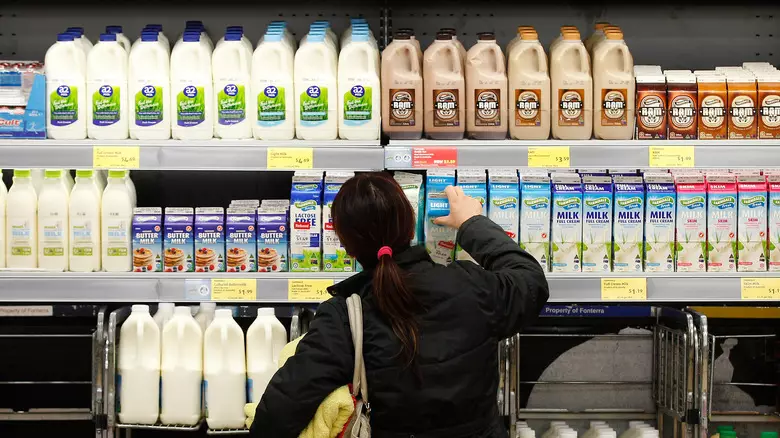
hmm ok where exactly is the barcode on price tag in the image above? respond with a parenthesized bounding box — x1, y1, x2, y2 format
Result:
(210, 279, 257, 301)
(288, 279, 334, 302)
(601, 278, 647, 301)
(741, 278, 780, 300)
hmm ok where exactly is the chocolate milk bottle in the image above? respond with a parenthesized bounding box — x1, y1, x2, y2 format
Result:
(727, 76, 758, 139)
(758, 74, 780, 138)
(440, 28, 467, 66)
(466, 32, 508, 140)
(584, 22, 611, 53)
(593, 30, 634, 139)
(636, 73, 667, 139)
(696, 74, 727, 139)
(424, 31, 465, 139)
(550, 26, 580, 54)
(382, 32, 424, 140)
(508, 29, 550, 140)
(396, 28, 423, 60)
(551, 31, 593, 140)
(666, 73, 698, 139)
(507, 26, 536, 55)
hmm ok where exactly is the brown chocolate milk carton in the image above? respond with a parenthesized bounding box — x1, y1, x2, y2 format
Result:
(465, 32, 508, 140)
(758, 74, 780, 139)
(382, 32, 424, 140)
(696, 75, 728, 140)
(666, 73, 697, 139)
(635, 73, 667, 139)
(727, 76, 758, 139)
(424, 32, 465, 139)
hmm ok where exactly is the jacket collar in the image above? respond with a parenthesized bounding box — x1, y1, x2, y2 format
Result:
(328, 245, 431, 298)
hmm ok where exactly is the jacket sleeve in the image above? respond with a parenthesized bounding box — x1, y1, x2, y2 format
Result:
(250, 299, 354, 438)
(453, 215, 550, 339)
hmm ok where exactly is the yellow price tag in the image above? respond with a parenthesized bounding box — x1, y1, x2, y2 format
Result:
(528, 146, 570, 168)
(93, 146, 140, 169)
(601, 278, 647, 301)
(288, 279, 334, 302)
(741, 278, 780, 300)
(267, 148, 314, 169)
(210, 279, 257, 301)
(649, 146, 695, 168)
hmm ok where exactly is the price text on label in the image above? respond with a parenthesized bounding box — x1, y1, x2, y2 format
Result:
(288, 279, 335, 302)
(93, 146, 141, 169)
(601, 278, 648, 301)
(411, 147, 458, 168)
(210, 279, 257, 301)
(267, 148, 314, 169)
(528, 146, 571, 168)
(649, 146, 695, 168)
(741, 278, 780, 300)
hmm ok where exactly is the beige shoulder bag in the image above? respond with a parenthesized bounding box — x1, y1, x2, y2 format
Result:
(344, 294, 371, 438)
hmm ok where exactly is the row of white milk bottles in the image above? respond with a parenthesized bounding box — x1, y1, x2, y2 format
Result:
(1, 168, 135, 271)
(118, 303, 287, 429)
(535, 421, 658, 438)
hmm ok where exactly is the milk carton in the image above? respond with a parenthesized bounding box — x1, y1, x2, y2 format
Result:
(163, 207, 194, 273)
(612, 177, 645, 272)
(225, 208, 256, 272)
(520, 174, 551, 271)
(290, 171, 323, 272)
(394, 172, 424, 246)
(768, 175, 780, 272)
(706, 175, 737, 272)
(487, 169, 520, 243)
(551, 174, 583, 273)
(582, 176, 613, 272)
(194, 207, 225, 273)
(456, 169, 487, 262)
(644, 174, 676, 272)
(675, 175, 707, 272)
(738, 175, 768, 272)
(323, 172, 355, 272)
(425, 170, 456, 265)
(132, 207, 162, 273)
(256, 206, 288, 272)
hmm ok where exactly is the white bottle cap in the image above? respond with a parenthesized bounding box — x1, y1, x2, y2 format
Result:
(591, 422, 607, 428)
(174, 306, 191, 315)
(215, 308, 233, 318)
(257, 308, 275, 317)
(157, 302, 174, 311)
(132, 304, 150, 313)
(628, 422, 646, 428)
(520, 428, 536, 438)
(199, 302, 217, 311)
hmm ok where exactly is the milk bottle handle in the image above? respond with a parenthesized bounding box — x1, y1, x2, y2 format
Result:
(577, 44, 590, 74)
(618, 45, 631, 74)
(490, 45, 505, 75)
(404, 44, 421, 75)
(446, 45, 461, 75)
(136, 320, 144, 365)
(263, 320, 274, 360)
(532, 45, 547, 74)
(237, 45, 250, 74)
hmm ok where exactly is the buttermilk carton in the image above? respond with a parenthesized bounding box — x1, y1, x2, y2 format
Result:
(487, 169, 520, 243)
(768, 175, 780, 272)
(163, 207, 194, 273)
(675, 175, 707, 272)
(131, 207, 162, 273)
(613, 176, 645, 272)
(456, 169, 487, 262)
(425, 169, 456, 265)
(644, 174, 676, 272)
(551, 173, 583, 273)
(290, 171, 323, 272)
(323, 171, 355, 272)
(256, 206, 289, 272)
(225, 208, 256, 272)
(737, 175, 768, 272)
(706, 175, 737, 272)
(520, 174, 551, 271)
(582, 176, 613, 272)
(194, 207, 225, 273)
(394, 172, 424, 246)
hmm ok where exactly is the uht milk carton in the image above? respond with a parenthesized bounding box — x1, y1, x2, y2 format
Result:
(706, 175, 737, 272)
(132, 207, 162, 273)
(613, 177, 644, 272)
(323, 171, 354, 272)
(425, 170, 456, 265)
(488, 169, 520, 243)
(582, 176, 613, 272)
(163, 207, 194, 272)
(644, 174, 676, 272)
(290, 171, 323, 272)
(226, 208, 256, 272)
(456, 169, 487, 262)
(551, 174, 583, 273)
(194, 207, 225, 273)
(256, 206, 288, 272)
(394, 172, 424, 246)
(675, 175, 707, 272)
(520, 174, 551, 271)
(738, 175, 768, 272)
(768, 175, 780, 272)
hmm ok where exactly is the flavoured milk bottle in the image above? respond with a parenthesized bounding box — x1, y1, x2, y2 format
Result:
(0, 175, 6, 267)
(593, 30, 634, 139)
(204, 309, 247, 429)
(69, 170, 101, 272)
(507, 26, 536, 55)
(38, 170, 69, 271)
(338, 29, 381, 140)
(252, 32, 295, 140)
(424, 32, 465, 139)
(508, 29, 550, 140)
(584, 23, 611, 53)
(106, 25, 132, 54)
(466, 32, 508, 140)
(7, 169, 38, 269)
(87, 33, 129, 140)
(213, 32, 253, 139)
(549, 26, 580, 54)
(382, 31, 423, 140)
(102, 170, 133, 272)
(160, 306, 203, 426)
(295, 30, 338, 140)
(45, 33, 87, 139)
(129, 30, 171, 140)
(171, 31, 214, 140)
(118, 304, 161, 425)
(247, 308, 288, 403)
(551, 31, 592, 140)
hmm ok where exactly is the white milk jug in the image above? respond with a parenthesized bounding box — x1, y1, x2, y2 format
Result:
(129, 30, 171, 140)
(171, 31, 214, 140)
(294, 31, 338, 140)
(45, 33, 87, 140)
(106, 25, 132, 54)
(212, 33, 253, 139)
(154, 302, 175, 331)
(251, 32, 295, 140)
(0, 174, 6, 267)
(101, 170, 132, 272)
(338, 30, 381, 140)
(592, 30, 635, 140)
(142, 24, 170, 52)
(246, 308, 288, 403)
(69, 170, 101, 272)
(160, 306, 203, 426)
(38, 170, 69, 271)
(87, 33, 129, 140)
(204, 309, 246, 429)
(508, 30, 551, 140)
(66, 27, 93, 56)
(118, 304, 161, 425)
(551, 32, 593, 140)
(195, 302, 217, 333)
(6, 169, 38, 269)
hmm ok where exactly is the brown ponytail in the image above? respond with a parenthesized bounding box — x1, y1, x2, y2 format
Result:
(374, 251, 420, 365)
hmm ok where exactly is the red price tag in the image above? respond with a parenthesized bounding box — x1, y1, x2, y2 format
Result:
(411, 147, 458, 168)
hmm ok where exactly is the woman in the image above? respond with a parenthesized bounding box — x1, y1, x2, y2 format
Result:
(252, 173, 549, 438)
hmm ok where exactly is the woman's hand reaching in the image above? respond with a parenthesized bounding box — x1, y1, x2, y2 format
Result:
(433, 186, 484, 229)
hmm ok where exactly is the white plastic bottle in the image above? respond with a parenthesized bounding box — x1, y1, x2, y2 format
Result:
(69, 170, 101, 272)
(252, 32, 295, 140)
(203, 309, 247, 429)
(118, 304, 161, 425)
(246, 308, 288, 403)
(106, 25, 132, 54)
(213, 32, 253, 139)
(294, 30, 338, 140)
(143, 24, 170, 52)
(195, 302, 217, 333)
(87, 33, 129, 140)
(125, 171, 137, 208)
(154, 302, 175, 331)
(129, 30, 171, 140)
(338, 29, 381, 140)
(6, 169, 38, 269)
(160, 306, 203, 426)
(101, 170, 132, 272)
(0, 173, 6, 268)
(45, 33, 87, 140)
(38, 170, 69, 271)
(66, 27, 93, 56)
(171, 31, 214, 140)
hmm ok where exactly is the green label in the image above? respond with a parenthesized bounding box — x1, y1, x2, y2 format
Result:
(177, 86, 205, 127)
(108, 247, 128, 257)
(217, 84, 246, 125)
(343, 85, 372, 123)
(258, 85, 286, 125)
(72, 247, 94, 256)
(300, 86, 328, 125)
(50, 85, 79, 126)
(11, 247, 32, 256)
(92, 85, 121, 126)
(135, 86, 164, 127)
(44, 247, 65, 257)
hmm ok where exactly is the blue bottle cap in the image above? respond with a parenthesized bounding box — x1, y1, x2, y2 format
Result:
(106, 25, 123, 34)
(99, 33, 117, 42)
(141, 31, 160, 42)
(145, 24, 163, 31)
(183, 31, 201, 42)
(57, 33, 76, 42)
(227, 25, 244, 33)
(66, 27, 84, 36)
(225, 32, 242, 41)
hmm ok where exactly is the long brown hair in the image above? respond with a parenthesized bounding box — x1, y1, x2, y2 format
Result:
(332, 173, 420, 365)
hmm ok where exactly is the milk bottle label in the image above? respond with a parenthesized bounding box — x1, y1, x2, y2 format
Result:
(195, 208, 224, 273)
(514, 89, 542, 127)
(50, 85, 79, 126)
(701, 96, 727, 130)
(343, 85, 372, 125)
(92, 85, 121, 126)
(164, 209, 195, 273)
(257, 86, 286, 126)
(558, 89, 585, 126)
(9, 219, 33, 256)
(433, 89, 460, 127)
(105, 217, 130, 257)
(71, 217, 97, 256)
(41, 217, 66, 257)
(177, 86, 206, 126)
(226, 210, 257, 272)
(474, 89, 501, 126)
(300, 86, 328, 125)
(759, 93, 780, 137)
(132, 209, 162, 273)
(257, 209, 288, 272)
(600, 89, 628, 126)
(389, 89, 416, 126)
(217, 84, 246, 126)
(135, 85, 164, 126)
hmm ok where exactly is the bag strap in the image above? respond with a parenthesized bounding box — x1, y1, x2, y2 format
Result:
(346, 294, 369, 404)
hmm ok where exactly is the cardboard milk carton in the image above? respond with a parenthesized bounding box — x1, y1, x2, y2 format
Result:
(675, 175, 707, 272)
(257, 206, 289, 272)
(706, 175, 737, 272)
(323, 171, 355, 272)
(738, 175, 768, 272)
(290, 171, 323, 272)
(582, 176, 613, 272)
(768, 175, 780, 272)
(132, 207, 162, 273)
(613, 176, 645, 272)
(644, 174, 676, 272)
(520, 174, 551, 271)
(551, 173, 583, 273)
(194, 207, 225, 273)
(456, 169, 487, 262)
(488, 169, 520, 243)
(394, 172, 425, 246)
(425, 169, 456, 265)
(225, 208, 257, 272)
(163, 207, 194, 272)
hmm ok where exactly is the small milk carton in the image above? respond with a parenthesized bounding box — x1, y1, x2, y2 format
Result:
(768, 175, 780, 272)
(323, 171, 355, 272)
(290, 171, 323, 272)
(706, 175, 737, 272)
(582, 176, 613, 272)
(520, 174, 551, 271)
(551, 173, 583, 273)
(163, 207, 194, 273)
(738, 175, 769, 272)
(644, 174, 676, 272)
(256, 206, 289, 272)
(613, 177, 645, 272)
(194, 207, 225, 273)
(394, 172, 425, 246)
(488, 169, 520, 243)
(425, 169, 456, 265)
(675, 175, 707, 272)
(456, 169, 487, 262)
(225, 208, 257, 272)
(132, 207, 162, 273)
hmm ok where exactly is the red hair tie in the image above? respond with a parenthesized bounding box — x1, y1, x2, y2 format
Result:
(377, 246, 393, 259)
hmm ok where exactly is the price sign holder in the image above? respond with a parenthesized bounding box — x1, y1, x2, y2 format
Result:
(210, 279, 257, 301)
(411, 147, 458, 168)
(93, 146, 141, 169)
(528, 146, 570, 168)
(741, 278, 780, 300)
(649, 146, 695, 168)
(601, 278, 647, 301)
(288, 279, 334, 302)
(267, 148, 314, 169)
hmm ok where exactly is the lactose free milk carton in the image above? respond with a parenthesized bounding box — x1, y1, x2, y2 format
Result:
(613, 176, 645, 272)
(738, 175, 768, 272)
(582, 176, 613, 272)
(226, 207, 257, 272)
(487, 169, 520, 243)
(520, 174, 551, 271)
(131, 207, 162, 273)
(551, 173, 583, 273)
(256, 206, 288, 272)
(768, 175, 780, 272)
(394, 172, 424, 246)
(425, 169, 456, 265)
(456, 169, 487, 262)
(675, 175, 707, 272)
(706, 175, 737, 272)
(290, 171, 323, 272)
(644, 174, 676, 272)
(323, 171, 354, 272)
(194, 207, 225, 273)
(163, 207, 194, 272)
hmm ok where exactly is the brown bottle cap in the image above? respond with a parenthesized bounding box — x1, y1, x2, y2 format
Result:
(594, 22, 610, 30)
(603, 25, 621, 32)
(560, 25, 578, 31)
(478, 32, 496, 41)
(563, 31, 581, 40)
(605, 30, 624, 40)
(394, 31, 411, 40)
(440, 28, 457, 35)
(397, 28, 415, 36)
(520, 30, 539, 40)
(436, 31, 453, 40)
(517, 25, 535, 33)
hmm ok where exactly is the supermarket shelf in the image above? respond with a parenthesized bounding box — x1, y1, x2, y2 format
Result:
(385, 139, 780, 169)
(0, 139, 384, 171)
